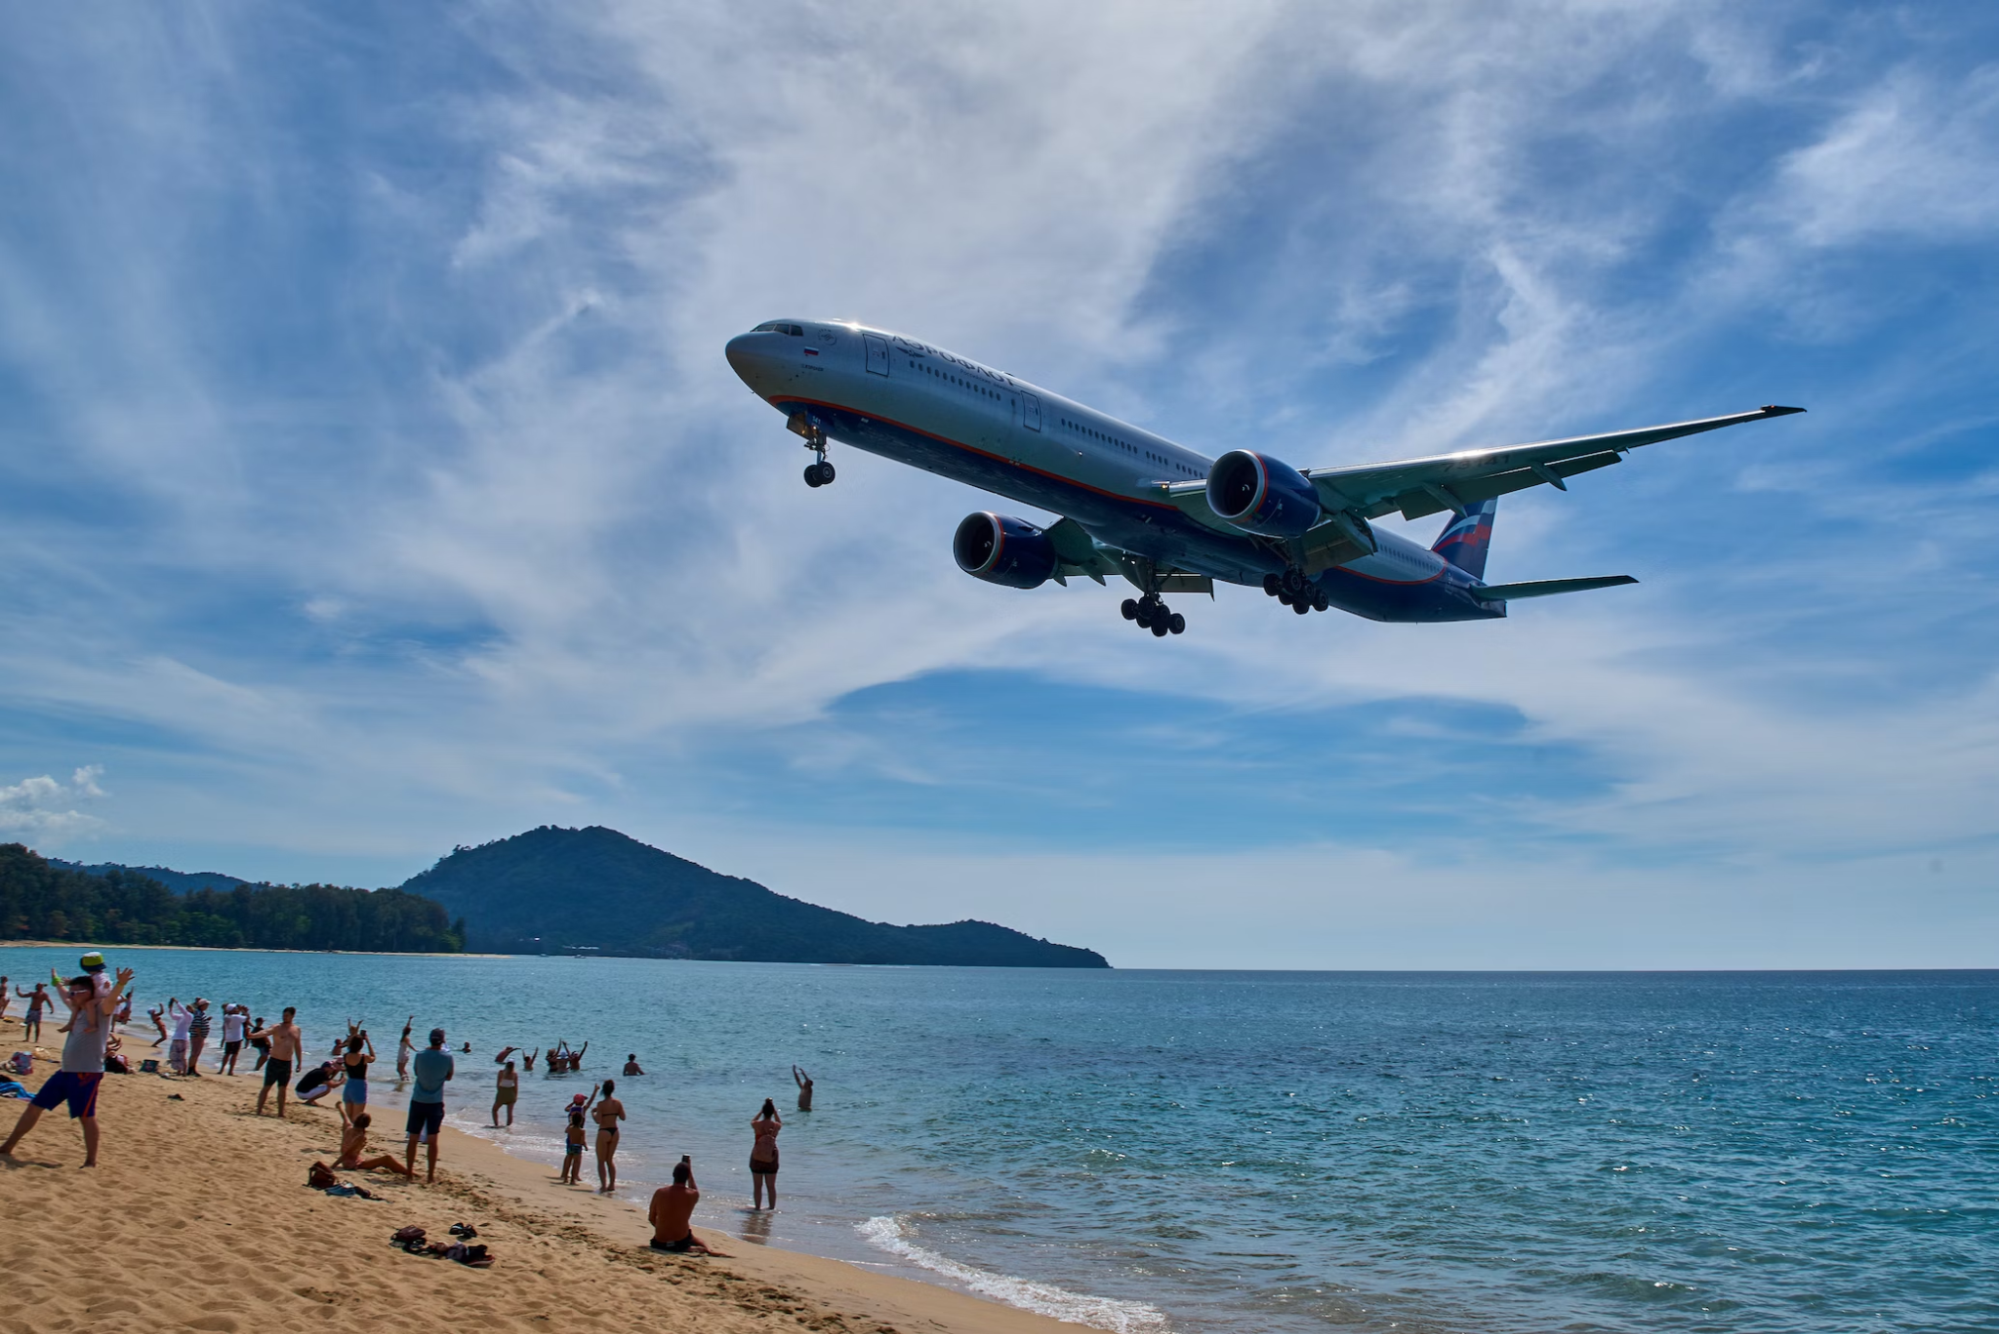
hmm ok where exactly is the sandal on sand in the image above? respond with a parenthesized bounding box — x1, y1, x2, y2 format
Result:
(448, 1223, 478, 1238)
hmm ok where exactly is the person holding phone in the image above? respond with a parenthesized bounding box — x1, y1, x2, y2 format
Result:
(648, 1157, 727, 1255)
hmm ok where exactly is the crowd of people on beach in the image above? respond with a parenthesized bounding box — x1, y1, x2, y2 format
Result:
(2, 952, 819, 1257)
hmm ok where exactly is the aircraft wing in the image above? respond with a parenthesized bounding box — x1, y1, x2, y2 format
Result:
(1303, 405, 1804, 522)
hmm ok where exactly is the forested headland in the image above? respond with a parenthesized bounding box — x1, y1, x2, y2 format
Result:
(0, 844, 463, 953)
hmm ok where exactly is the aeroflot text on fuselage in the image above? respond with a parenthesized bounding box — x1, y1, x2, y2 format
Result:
(724, 319, 1803, 639)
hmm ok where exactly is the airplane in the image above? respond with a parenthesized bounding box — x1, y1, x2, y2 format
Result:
(723, 319, 1803, 637)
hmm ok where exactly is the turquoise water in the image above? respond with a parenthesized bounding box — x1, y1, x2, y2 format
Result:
(5, 948, 1993, 1332)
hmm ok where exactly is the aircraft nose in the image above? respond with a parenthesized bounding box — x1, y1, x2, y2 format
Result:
(725, 332, 765, 386)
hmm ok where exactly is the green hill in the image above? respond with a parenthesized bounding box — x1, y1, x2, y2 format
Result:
(401, 825, 1109, 968)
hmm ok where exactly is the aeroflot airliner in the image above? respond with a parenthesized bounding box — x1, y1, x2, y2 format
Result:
(724, 320, 1803, 637)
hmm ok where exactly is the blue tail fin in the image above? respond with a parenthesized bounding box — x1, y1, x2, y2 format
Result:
(1432, 499, 1497, 579)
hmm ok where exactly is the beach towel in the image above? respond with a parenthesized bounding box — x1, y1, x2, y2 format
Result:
(0, 1079, 28, 1099)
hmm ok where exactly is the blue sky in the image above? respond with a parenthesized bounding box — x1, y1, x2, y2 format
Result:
(2, 4, 1995, 967)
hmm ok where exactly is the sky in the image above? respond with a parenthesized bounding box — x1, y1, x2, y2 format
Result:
(1, 2, 1995, 968)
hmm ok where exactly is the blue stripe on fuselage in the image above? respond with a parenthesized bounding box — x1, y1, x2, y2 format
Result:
(772, 395, 1501, 622)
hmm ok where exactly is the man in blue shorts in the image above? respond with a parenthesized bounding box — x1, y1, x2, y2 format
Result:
(0, 963, 132, 1166)
(405, 1027, 454, 1184)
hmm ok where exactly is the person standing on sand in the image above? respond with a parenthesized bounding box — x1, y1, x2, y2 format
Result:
(404, 1027, 454, 1184)
(185, 999, 212, 1075)
(395, 1017, 414, 1082)
(146, 1005, 168, 1047)
(559, 1093, 593, 1184)
(248, 1016, 269, 1069)
(0, 966, 132, 1166)
(649, 1159, 728, 1255)
(18, 982, 53, 1044)
(0, 975, 9, 1021)
(165, 997, 192, 1074)
(594, 1078, 626, 1192)
(749, 1098, 782, 1210)
(793, 1065, 813, 1111)
(340, 1029, 375, 1125)
(218, 1004, 247, 1074)
(492, 1060, 519, 1126)
(253, 1007, 302, 1117)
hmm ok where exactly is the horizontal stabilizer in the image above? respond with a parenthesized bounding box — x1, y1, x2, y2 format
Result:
(1469, 575, 1638, 602)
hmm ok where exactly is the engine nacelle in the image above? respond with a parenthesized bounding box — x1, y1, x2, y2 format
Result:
(1206, 450, 1323, 538)
(953, 512, 1059, 589)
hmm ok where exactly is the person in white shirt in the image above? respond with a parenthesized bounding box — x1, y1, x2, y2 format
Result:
(166, 998, 193, 1075)
(218, 1004, 248, 1075)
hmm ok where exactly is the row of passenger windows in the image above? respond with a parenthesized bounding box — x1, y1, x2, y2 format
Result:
(1060, 417, 1199, 477)
(910, 358, 1002, 400)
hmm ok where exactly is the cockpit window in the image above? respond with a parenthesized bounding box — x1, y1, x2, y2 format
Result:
(754, 321, 805, 336)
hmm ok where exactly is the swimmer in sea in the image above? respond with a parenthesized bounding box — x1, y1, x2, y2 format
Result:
(594, 1078, 625, 1192)
(793, 1065, 813, 1111)
(623, 1054, 644, 1076)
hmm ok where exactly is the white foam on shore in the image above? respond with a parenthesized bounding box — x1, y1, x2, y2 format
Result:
(858, 1215, 1168, 1333)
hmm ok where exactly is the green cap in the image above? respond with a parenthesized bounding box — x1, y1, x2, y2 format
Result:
(79, 951, 106, 973)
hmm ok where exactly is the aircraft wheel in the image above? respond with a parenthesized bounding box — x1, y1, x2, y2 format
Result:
(1292, 597, 1311, 615)
(1262, 574, 1281, 596)
(1282, 568, 1306, 596)
(1276, 590, 1293, 608)
(1151, 619, 1170, 637)
(803, 464, 823, 487)
(818, 461, 835, 484)
(1312, 590, 1330, 612)
(1120, 598, 1139, 621)
(1168, 613, 1186, 635)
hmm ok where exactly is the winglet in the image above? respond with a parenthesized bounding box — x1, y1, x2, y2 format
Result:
(1760, 405, 1806, 416)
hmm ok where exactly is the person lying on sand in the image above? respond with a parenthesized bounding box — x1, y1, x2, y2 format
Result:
(336, 1111, 413, 1176)
(649, 1159, 728, 1255)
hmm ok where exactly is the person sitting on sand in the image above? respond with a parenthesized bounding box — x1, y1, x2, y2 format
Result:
(594, 1078, 626, 1192)
(749, 1099, 782, 1210)
(0, 966, 133, 1167)
(793, 1065, 813, 1111)
(492, 1060, 519, 1127)
(336, 1111, 413, 1177)
(622, 1054, 643, 1076)
(253, 1007, 302, 1116)
(649, 1159, 728, 1255)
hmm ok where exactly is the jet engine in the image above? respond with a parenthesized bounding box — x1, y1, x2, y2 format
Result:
(953, 512, 1059, 589)
(1206, 450, 1323, 538)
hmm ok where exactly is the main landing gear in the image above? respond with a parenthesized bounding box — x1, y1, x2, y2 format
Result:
(1120, 594, 1186, 637)
(1263, 569, 1329, 615)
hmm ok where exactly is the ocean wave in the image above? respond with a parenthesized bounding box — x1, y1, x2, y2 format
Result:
(858, 1215, 1168, 1333)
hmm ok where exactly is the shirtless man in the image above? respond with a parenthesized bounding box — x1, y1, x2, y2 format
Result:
(594, 1078, 626, 1192)
(793, 1065, 814, 1111)
(648, 1159, 727, 1255)
(622, 1054, 644, 1076)
(17, 982, 53, 1043)
(253, 1007, 303, 1117)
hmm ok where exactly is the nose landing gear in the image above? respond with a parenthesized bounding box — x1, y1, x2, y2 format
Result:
(790, 412, 836, 487)
(1120, 595, 1186, 637)
(1263, 569, 1329, 614)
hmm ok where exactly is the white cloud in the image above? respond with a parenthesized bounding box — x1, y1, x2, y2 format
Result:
(0, 767, 108, 846)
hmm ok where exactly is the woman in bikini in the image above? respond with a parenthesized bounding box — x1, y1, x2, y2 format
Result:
(594, 1078, 626, 1192)
(336, 1111, 413, 1176)
(395, 1017, 414, 1082)
(750, 1098, 782, 1210)
(492, 1060, 519, 1126)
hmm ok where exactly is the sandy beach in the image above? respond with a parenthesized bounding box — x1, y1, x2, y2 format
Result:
(0, 1012, 1085, 1334)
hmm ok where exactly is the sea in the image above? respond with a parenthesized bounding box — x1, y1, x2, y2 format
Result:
(5, 948, 1993, 1333)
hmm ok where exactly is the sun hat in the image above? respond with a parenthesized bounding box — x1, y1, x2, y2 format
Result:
(79, 951, 106, 973)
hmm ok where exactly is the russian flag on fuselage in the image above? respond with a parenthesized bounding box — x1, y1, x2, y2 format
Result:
(1431, 499, 1498, 579)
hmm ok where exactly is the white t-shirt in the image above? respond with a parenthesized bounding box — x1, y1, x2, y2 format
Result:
(222, 1011, 246, 1043)
(169, 1003, 193, 1041)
